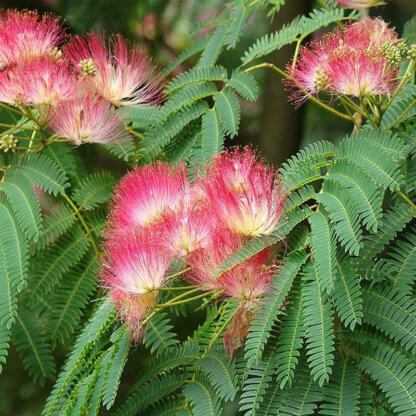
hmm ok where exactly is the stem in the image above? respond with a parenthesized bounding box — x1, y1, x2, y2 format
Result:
(158, 285, 199, 291)
(383, 60, 416, 113)
(396, 189, 416, 213)
(166, 267, 191, 280)
(245, 63, 352, 122)
(126, 125, 144, 140)
(292, 38, 302, 69)
(156, 291, 215, 308)
(208, 306, 239, 348)
(385, 97, 416, 131)
(0, 102, 23, 116)
(63, 194, 100, 256)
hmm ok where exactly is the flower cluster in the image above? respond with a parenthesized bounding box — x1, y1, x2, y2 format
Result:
(286, 18, 402, 105)
(0, 9, 163, 145)
(102, 147, 285, 351)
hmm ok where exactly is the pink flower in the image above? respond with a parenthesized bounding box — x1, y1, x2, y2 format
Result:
(333, 0, 384, 9)
(223, 307, 254, 355)
(49, 94, 129, 145)
(326, 49, 396, 97)
(285, 40, 332, 104)
(64, 33, 164, 106)
(344, 18, 399, 51)
(202, 148, 284, 237)
(287, 18, 399, 102)
(187, 228, 273, 304)
(0, 9, 65, 68)
(0, 67, 20, 104)
(158, 202, 217, 257)
(108, 162, 189, 233)
(102, 230, 173, 337)
(17, 56, 77, 107)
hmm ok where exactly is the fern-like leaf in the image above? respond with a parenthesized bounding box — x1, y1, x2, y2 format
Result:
(0, 198, 28, 329)
(302, 263, 335, 386)
(72, 172, 116, 210)
(0, 171, 42, 241)
(363, 288, 416, 355)
(166, 66, 228, 94)
(201, 108, 225, 162)
(13, 307, 55, 385)
(47, 256, 98, 346)
(321, 357, 360, 416)
(357, 344, 416, 416)
(245, 250, 308, 364)
(214, 88, 241, 138)
(227, 69, 259, 101)
(143, 312, 179, 354)
(197, 347, 238, 401)
(308, 211, 336, 293)
(183, 373, 223, 416)
(9, 153, 69, 196)
(332, 255, 363, 330)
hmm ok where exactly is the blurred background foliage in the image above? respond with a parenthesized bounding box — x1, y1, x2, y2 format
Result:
(0, 0, 415, 414)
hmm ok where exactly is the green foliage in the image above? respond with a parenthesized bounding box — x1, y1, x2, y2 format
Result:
(0, 171, 42, 241)
(358, 344, 416, 416)
(321, 358, 360, 416)
(2, 3, 416, 415)
(0, 198, 28, 329)
(12, 307, 55, 385)
(183, 373, 222, 416)
(8, 153, 69, 196)
(72, 172, 116, 210)
(47, 256, 98, 346)
(245, 250, 308, 364)
(302, 263, 335, 386)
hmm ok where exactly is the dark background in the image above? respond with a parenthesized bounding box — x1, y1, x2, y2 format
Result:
(0, 0, 414, 414)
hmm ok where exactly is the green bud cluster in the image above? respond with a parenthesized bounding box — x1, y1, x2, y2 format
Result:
(312, 69, 330, 91)
(0, 134, 18, 152)
(78, 58, 96, 76)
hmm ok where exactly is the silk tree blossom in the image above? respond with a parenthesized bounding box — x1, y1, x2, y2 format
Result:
(344, 18, 399, 51)
(0, 9, 65, 68)
(64, 33, 164, 106)
(49, 94, 129, 145)
(158, 204, 217, 257)
(109, 162, 189, 233)
(326, 49, 396, 97)
(202, 148, 284, 237)
(187, 228, 273, 304)
(0, 68, 19, 104)
(102, 230, 174, 337)
(18, 56, 77, 107)
(333, 0, 385, 9)
(286, 40, 332, 105)
(287, 18, 399, 103)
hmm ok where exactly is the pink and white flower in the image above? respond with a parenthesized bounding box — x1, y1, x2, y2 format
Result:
(202, 148, 284, 237)
(49, 94, 129, 145)
(109, 162, 189, 233)
(326, 49, 396, 97)
(158, 204, 217, 257)
(64, 33, 164, 106)
(0, 67, 19, 104)
(102, 230, 173, 337)
(18, 56, 77, 106)
(187, 227, 273, 304)
(0, 9, 65, 68)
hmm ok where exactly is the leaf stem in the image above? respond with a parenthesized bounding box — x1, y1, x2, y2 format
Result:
(208, 306, 239, 348)
(63, 194, 100, 257)
(396, 189, 416, 213)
